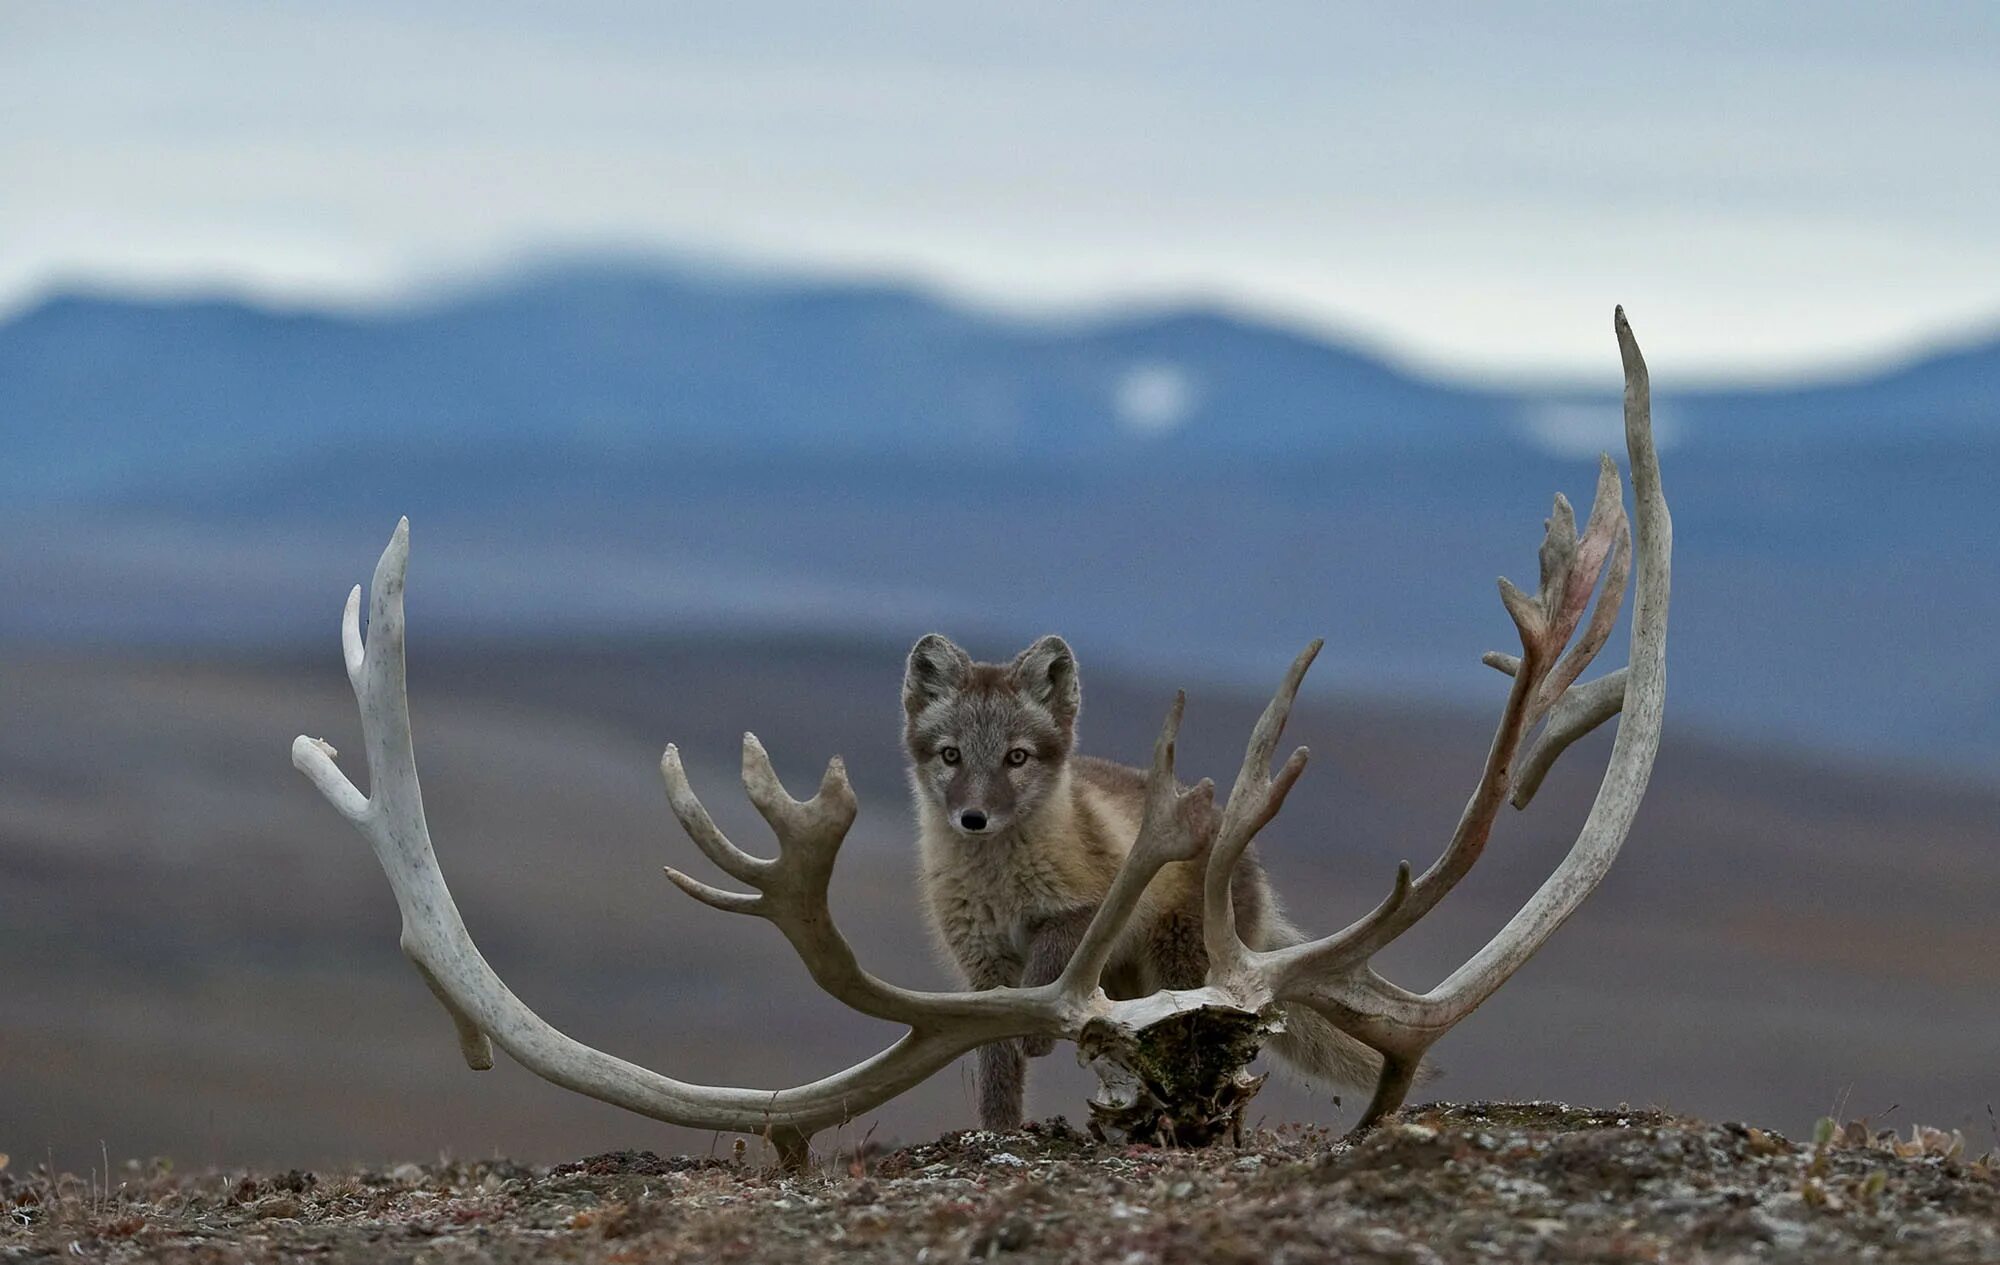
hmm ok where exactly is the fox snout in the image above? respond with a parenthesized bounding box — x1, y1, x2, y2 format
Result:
(946, 776, 1014, 835)
(955, 807, 990, 833)
(944, 764, 1024, 836)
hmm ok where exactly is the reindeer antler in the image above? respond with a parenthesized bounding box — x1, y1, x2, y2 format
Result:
(1194, 306, 1671, 1130)
(292, 306, 1670, 1154)
(293, 558, 1225, 1161)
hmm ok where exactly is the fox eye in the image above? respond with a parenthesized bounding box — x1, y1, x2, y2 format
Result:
(1006, 747, 1030, 767)
(939, 746, 960, 766)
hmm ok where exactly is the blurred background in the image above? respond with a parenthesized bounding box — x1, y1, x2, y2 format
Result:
(3, 3, 1996, 1171)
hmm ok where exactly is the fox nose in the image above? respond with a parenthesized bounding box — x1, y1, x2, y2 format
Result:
(958, 808, 989, 833)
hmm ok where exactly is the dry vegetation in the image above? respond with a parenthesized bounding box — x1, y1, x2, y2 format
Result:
(6, 1104, 1998, 1263)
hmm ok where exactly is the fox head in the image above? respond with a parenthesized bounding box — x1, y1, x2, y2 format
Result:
(902, 633, 1080, 838)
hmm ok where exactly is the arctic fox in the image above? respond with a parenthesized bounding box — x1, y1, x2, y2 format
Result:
(902, 632, 1382, 1129)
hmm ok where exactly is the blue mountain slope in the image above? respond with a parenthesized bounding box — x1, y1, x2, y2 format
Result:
(1017, 309, 1505, 457)
(0, 265, 1521, 506)
(8, 261, 1997, 506)
(1, 262, 1996, 768)
(1667, 330, 2000, 451)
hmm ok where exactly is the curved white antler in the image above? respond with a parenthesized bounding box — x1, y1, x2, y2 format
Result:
(292, 553, 1221, 1160)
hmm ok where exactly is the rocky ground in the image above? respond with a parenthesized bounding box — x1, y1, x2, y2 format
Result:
(5, 1103, 1998, 1263)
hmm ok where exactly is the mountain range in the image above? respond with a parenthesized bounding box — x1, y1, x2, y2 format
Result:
(1, 259, 1995, 769)
(7, 259, 1998, 509)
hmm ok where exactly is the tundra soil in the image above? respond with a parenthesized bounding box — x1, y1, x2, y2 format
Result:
(7, 1105, 1999, 1263)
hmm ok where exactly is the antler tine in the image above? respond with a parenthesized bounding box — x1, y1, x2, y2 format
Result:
(1131, 692, 1215, 868)
(293, 735, 369, 824)
(816, 754, 857, 813)
(1531, 458, 1631, 724)
(1214, 640, 1319, 862)
(364, 517, 410, 665)
(1538, 492, 1578, 614)
(1501, 452, 1626, 676)
(739, 734, 859, 861)
(1325, 860, 1414, 959)
(1554, 461, 1619, 628)
(659, 744, 772, 884)
(1480, 462, 1633, 804)
(352, 518, 416, 819)
(659, 737, 867, 922)
(1141, 693, 1189, 833)
(1200, 642, 1318, 975)
(1058, 692, 1218, 997)
(661, 864, 763, 915)
(340, 584, 365, 688)
(738, 733, 809, 836)
(1511, 667, 1628, 808)
(1231, 640, 1319, 801)
(1495, 576, 1545, 647)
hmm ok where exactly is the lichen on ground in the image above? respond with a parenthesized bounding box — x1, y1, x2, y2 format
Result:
(5, 1102, 1998, 1263)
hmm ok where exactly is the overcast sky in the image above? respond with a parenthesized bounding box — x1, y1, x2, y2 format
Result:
(4, 2, 1997, 381)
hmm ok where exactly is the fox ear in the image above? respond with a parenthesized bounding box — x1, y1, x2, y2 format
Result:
(904, 634, 972, 716)
(1012, 635, 1079, 727)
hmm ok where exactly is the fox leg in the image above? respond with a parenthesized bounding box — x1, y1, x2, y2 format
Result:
(1018, 906, 1095, 1057)
(976, 1041, 1026, 1131)
(955, 944, 1029, 1130)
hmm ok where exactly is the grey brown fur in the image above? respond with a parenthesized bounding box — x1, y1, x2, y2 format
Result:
(904, 633, 1383, 1129)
